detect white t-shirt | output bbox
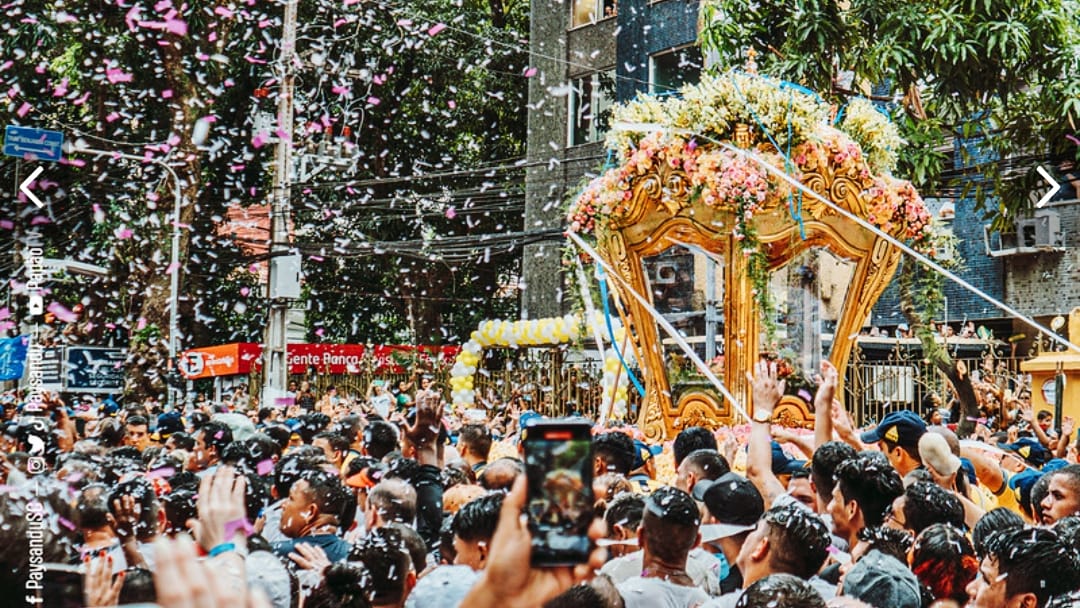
[618,576,711,608]
[602,548,722,596]
[370,394,392,419]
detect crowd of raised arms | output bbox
[3,358,1080,608]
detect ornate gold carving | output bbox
[774,396,815,429]
[597,132,904,439]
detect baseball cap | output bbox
[841,549,922,608]
[771,441,808,475]
[860,410,927,446]
[632,439,654,470]
[693,472,764,541]
[997,437,1051,467]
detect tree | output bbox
[700,0,1080,222]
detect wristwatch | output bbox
[752,410,773,424]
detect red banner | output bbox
[179,343,461,377]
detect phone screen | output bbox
[524,421,594,566]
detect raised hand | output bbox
[83,553,124,608]
[187,467,248,552]
[288,542,331,573]
[748,360,786,418]
[405,389,444,447]
[813,360,838,414]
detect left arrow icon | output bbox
[19,166,44,208]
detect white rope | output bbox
[573,255,616,424]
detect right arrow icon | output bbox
[1036,165,1062,208]
[19,166,44,208]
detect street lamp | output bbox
[66,143,185,409]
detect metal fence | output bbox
[233,342,1026,428]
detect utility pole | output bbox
[261,0,299,409]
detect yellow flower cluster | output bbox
[449,312,634,418]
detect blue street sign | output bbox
[3,125,64,162]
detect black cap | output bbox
[692,472,764,540]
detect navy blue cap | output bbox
[997,437,1051,467]
[632,439,653,470]
[860,410,927,447]
[771,441,808,475]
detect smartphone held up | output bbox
[523,420,594,566]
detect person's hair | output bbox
[911,523,978,605]
[985,526,1080,607]
[384,456,421,486]
[126,415,148,428]
[1037,410,1053,422]
[1021,472,1051,521]
[641,487,700,565]
[441,461,473,489]
[834,453,904,528]
[682,449,730,481]
[901,481,965,535]
[673,427,718,466]
[972,507,1026,559]
[459,424,493,460]
[162,488,197,535]
[478,457,524,491]
[735,573,826,608]
[368,478,418,525]
[592,432,636,476]
[856,526,914,565]
[243,433,283,465]
[96,417,127,448]
[452,492,504,543]
[167,470,200,493]
[315,431,351,456]
[296,470,351,523]
[305,562,372,608]
[882,437,921,464]
[439,514,457,565]
[167,431,195,451]
[1054,515,1080,552]
[263,425,292,451]
[273,446,328,498]
[199,421,233,453]
[243,474,274,524]
[762,504,831,579]
[118,567,156,604]
[349,526,412,605]
[76,484,113,529]
[346,456,380,480]
[542,583,607,608]
[386,522,428,575]
[257,407,274,423]
[298,413,332,444]
[107,477,161,541]
[604,491,645,533]
[363,420,399,459]
[810,441,857,503]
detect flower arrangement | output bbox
[449,311,633,419]
[838,97,904,175]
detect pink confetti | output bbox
[106,68,133,84]
[427,23,446,36]
[148,467,175,479]
[165,262,180,274]
[30,216,51,225]
[115,227,133,239]
[251,134,266,148]
[72,92,90,106]
[315,328,325,337]
[136,317,147,331]
[106,112,120,122]
[332,85,350,95]
[240,287,250,296]
[448,100,456,109]
[161,89,173,98]
[53,79,68,96]
[256,459,274,476]
[16,102,30,117]
[0,220,12,230]
[0,308,9,320]
[524,67,538,77]
[214,6,234,18]
[125,6,140,31]
[47,302,78,323]
[446,207,456,219]
[367,96,380,105]
[333,18,347,28]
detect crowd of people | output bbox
[2,357,1080,608]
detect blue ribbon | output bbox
[597,266,646,398]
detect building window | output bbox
[650,46,703,96]
[569,70,616,146]
[571,0,617,28]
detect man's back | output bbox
[618,576,709,608]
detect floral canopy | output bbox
[566,72,935,439]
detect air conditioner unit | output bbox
[866,364,916,404]
[1016,211,1060,248]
